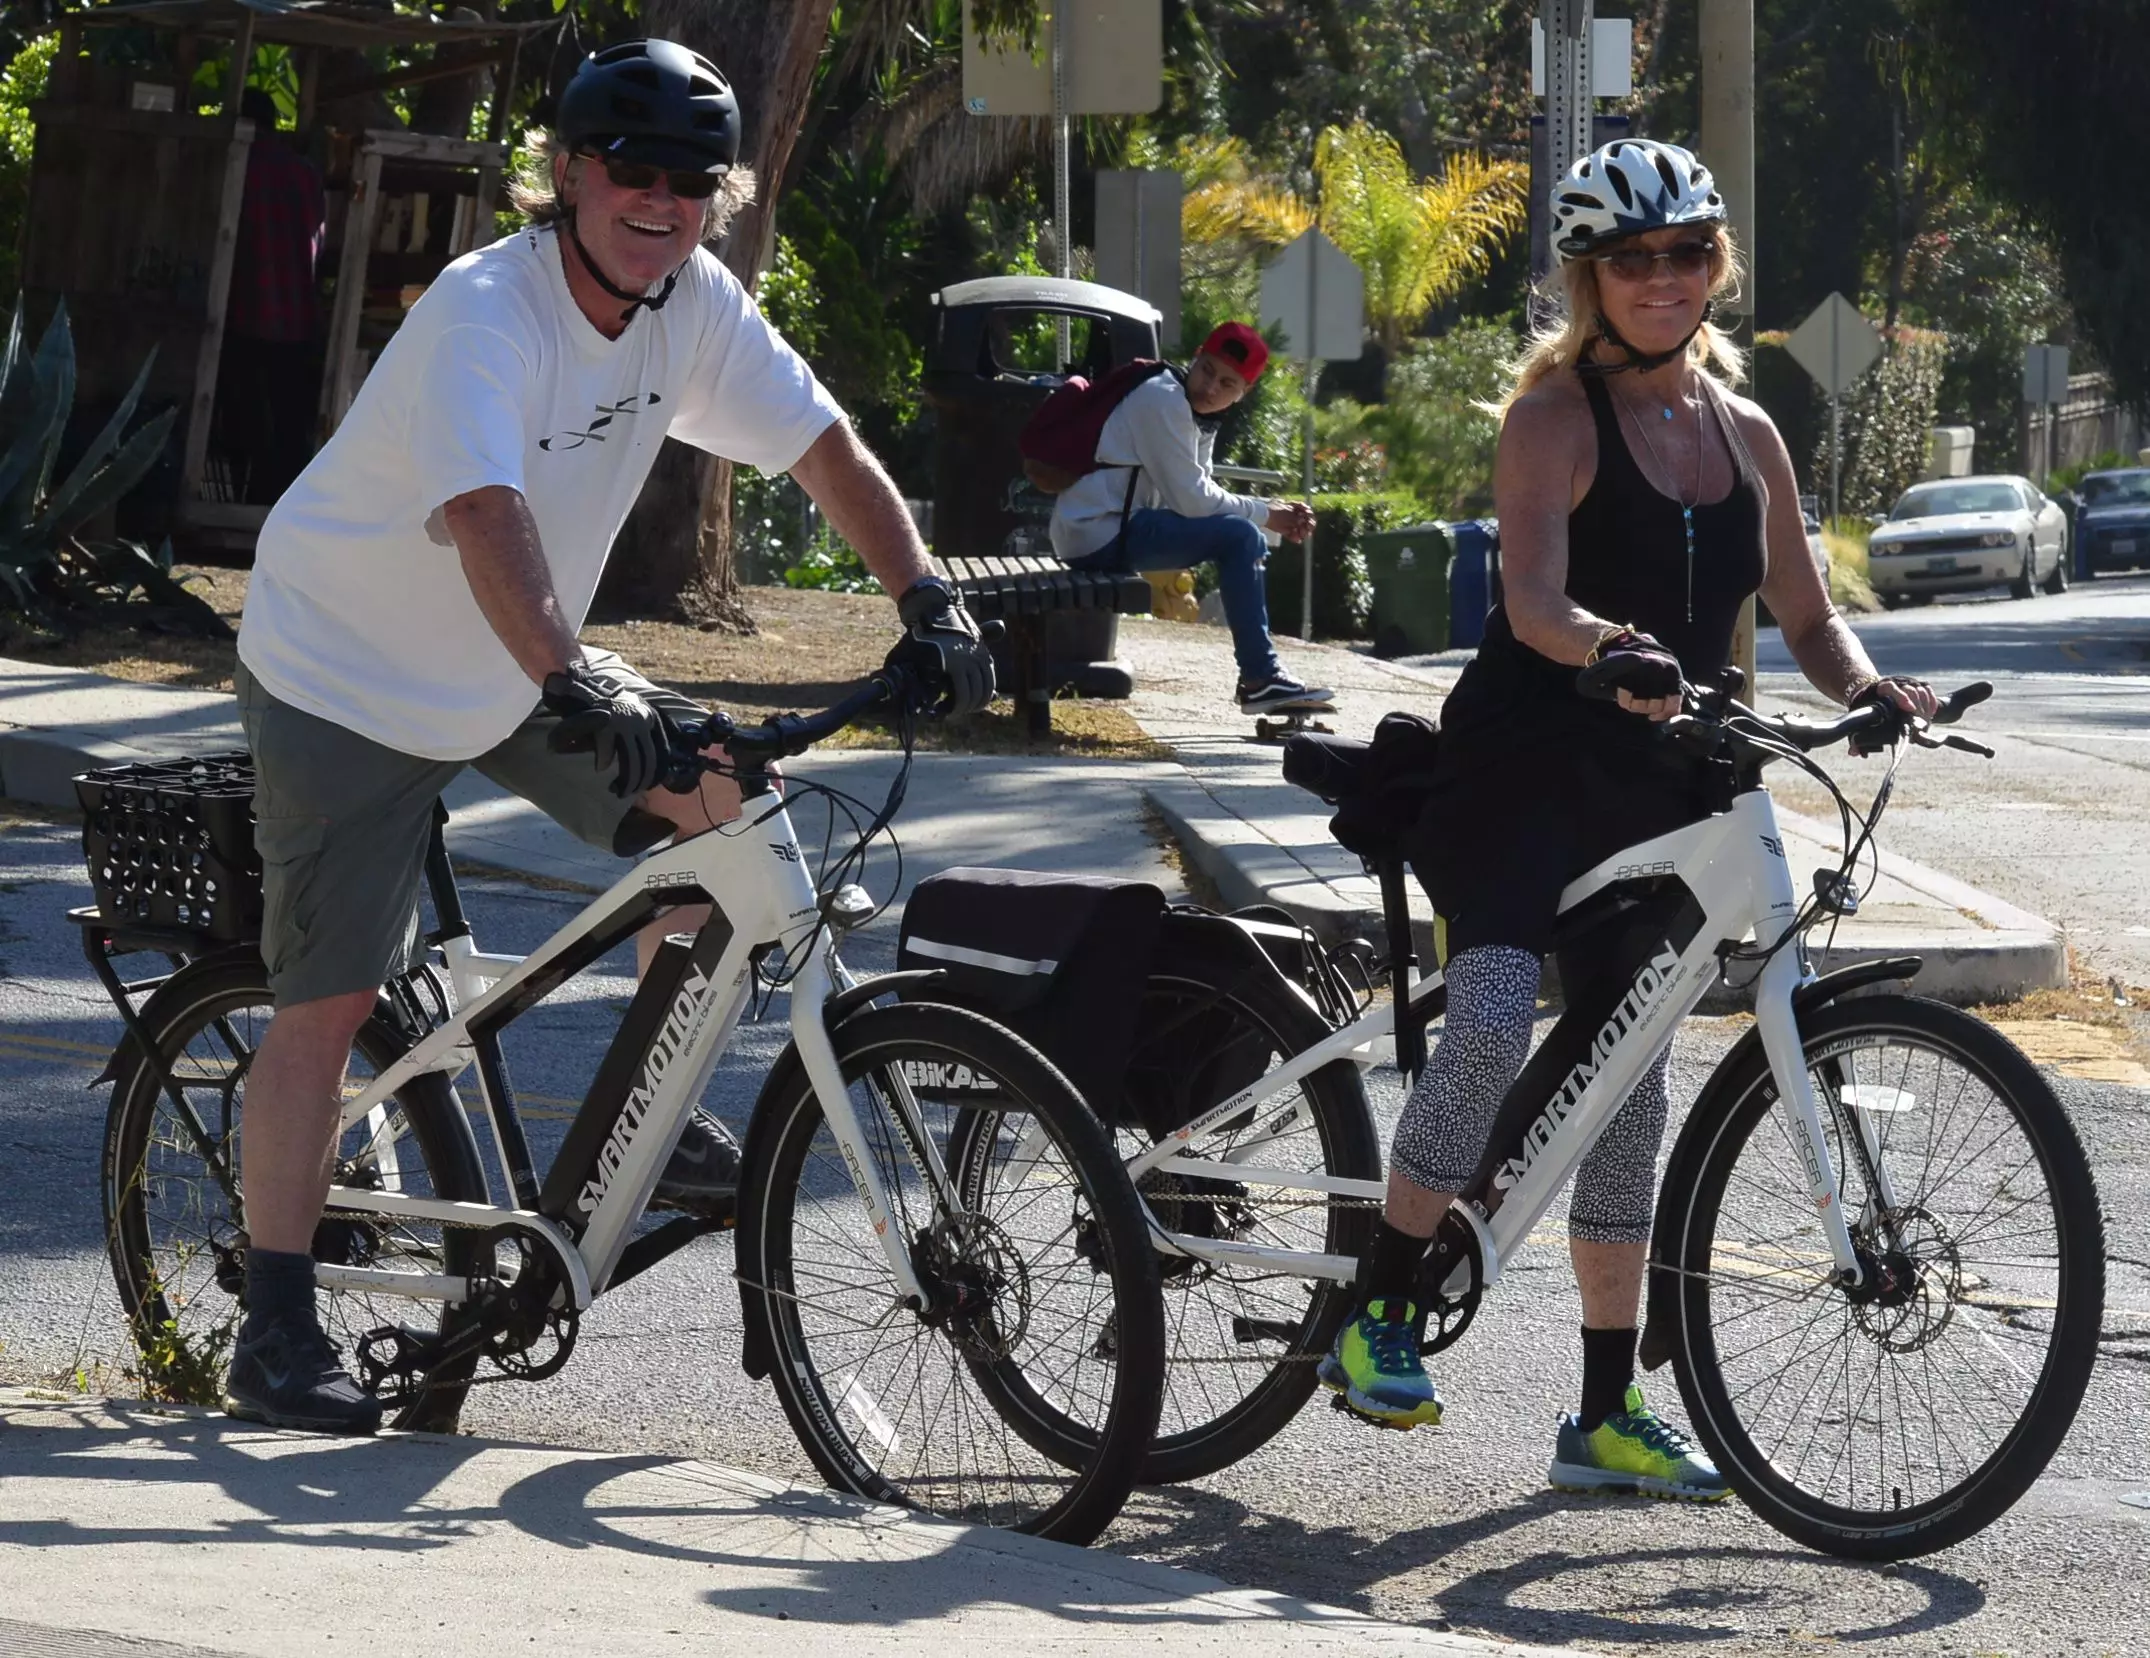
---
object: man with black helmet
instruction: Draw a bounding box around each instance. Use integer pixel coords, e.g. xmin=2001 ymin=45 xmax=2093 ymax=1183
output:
xmin=227 ymin=39 xmax=993 ymax=1435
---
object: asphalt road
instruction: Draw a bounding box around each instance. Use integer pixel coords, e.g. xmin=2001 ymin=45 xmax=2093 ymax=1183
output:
xmin=1754 ymin=571 xmax=2150 ymax=987
xmin=3 ymin=575 xmax=2148 ymax=1657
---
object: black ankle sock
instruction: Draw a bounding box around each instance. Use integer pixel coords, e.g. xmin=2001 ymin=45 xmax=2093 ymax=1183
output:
xmin=1578 ymin=1324 xmax=1639 ymax=1431
xmin=243 ymin=1248 xmax=317 ymax=1335
xmin=1362 ymin=1222 xmax=1430 ymax=1317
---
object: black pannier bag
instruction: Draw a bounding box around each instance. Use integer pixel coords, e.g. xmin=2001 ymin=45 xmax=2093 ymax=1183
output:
xmin=1280 ymin=710 xmax=1441 ymax=867
xmin=897 ymin=867 xmax=1165 ymax=1118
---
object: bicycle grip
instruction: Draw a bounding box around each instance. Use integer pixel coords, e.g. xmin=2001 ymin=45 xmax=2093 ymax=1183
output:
xmin=1936 ymin=682 xmax=1992 ymax=724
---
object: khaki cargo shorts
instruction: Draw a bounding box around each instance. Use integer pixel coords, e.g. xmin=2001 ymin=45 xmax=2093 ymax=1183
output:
xmin=236 ymin=652 xmax=678 ymax=1008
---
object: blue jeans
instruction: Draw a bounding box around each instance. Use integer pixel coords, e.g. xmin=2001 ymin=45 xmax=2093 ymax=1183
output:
xmin=1070 ymin=508 xmax=1279 ymax=681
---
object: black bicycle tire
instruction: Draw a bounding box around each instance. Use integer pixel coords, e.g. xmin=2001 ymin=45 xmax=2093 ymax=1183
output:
xmin=1120 ymin=968 xmax=1381 ymax=1484
xmin=1663 ymin=992 xmax=2105 ymax=1559
xmin=744 ymin=1002 xmax=1165 ymax=1546
xmin=101 ymin=955 xmax=491 ymax=1432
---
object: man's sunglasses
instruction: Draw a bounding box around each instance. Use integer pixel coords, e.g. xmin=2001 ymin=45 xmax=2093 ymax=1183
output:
xmin=580 ymin=153 xmax=725 ymax=200
xmin=1595 ymin=240 xmax=1718 ymax=282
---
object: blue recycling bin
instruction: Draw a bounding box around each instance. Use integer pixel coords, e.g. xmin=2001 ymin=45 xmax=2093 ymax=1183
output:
xmin=1446 ymin=518 xmax=1500 ymax=649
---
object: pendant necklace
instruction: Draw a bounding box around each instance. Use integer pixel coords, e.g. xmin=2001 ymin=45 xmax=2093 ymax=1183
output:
xmin=1622 ymin=380 xmax=1705 ymax=623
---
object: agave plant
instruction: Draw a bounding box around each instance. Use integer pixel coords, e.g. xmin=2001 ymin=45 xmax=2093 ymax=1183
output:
xmin=0 ymin=297 xmax=224 ymax=636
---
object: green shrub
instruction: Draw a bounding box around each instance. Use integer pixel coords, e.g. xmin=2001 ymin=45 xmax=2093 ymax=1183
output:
xmin=1314 ymin=322 xmax=1516 ymax=518
xmin=1265 ymin=490 xmax=1419 ymax=640
xmin=1819 ymin=520 xmax=1880 ymax=613
xmin=1819 ymin=325 xmax=1949 ymax=518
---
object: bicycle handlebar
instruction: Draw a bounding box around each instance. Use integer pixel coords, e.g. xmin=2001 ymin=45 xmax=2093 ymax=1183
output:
xmin=547 ymin=666 xmax=919 ymax=789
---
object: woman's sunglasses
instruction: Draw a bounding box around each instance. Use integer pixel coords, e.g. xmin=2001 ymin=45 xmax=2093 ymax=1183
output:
xmin=580 ymin=153 xmax=725 ymax=200
xmin=1595 ymin=240 xmax=1718 ymax=282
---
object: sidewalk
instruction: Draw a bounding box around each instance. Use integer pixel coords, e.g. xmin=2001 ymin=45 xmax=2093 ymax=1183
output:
xmin=0 ymin=657 xmax=1183 ymax=902
xmin=0 ymin=1392 xmax=1580 ymax=1658
xmin=1115 ymin=618 xmax=2065 ymax=1005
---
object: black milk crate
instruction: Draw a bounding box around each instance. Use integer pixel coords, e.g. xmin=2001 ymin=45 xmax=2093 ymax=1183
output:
xmin=74 ymin=753 xmax=263 ymax=941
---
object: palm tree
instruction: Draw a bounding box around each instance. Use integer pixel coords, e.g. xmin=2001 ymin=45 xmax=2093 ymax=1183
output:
xmin=1182 ymin=122 xmax=1527 ymax=354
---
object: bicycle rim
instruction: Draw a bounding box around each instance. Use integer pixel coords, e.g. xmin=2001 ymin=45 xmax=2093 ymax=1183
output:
xmin=753 ymin=1005 xmax=1161 ymax=1542
xmin=1670 ymin=997 xmax=2104 ymax=1555
xmin=104 ymin=964 xmax=485 ymax=1426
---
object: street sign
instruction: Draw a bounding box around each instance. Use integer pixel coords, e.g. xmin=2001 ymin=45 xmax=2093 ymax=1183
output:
xmin=1530 ymin=16 xmax=1634 ymax=96
xmin=2023 ymin=343 xmax=2071 ymax=405
xmin=1785 ymin=294 xmax=1882 ymax=524
xmin=1258 ymin=228 xmax=1364 ymax=363
xmin=1785 ymin=293 xmax=1883 ymax=397
xmin=1095 ymin=169 xmax=1181 ymax=348
xmin=960 ymin=0 xmax=1163 ymax=115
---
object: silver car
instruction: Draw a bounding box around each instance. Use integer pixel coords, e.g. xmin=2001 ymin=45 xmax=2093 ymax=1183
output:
xmin=1866 ymin=475 xmax=2070 ymax=607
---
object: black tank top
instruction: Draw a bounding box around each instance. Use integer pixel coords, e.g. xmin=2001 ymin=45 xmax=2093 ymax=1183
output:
xmin=1439 ymin=369 xmax=1767 ymax=784
xmin=1563 ymin=371 xmax=1765 ymax=674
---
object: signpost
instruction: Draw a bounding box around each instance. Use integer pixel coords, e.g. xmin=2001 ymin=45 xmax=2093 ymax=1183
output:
xmin=962 ymin=1 xmax=1162 ymax=365
xmin=2023 ymin=343 xmax=2071 ymax=487
xmin=1095 ymin=169 xmax=1181 ymax=346
xmin=1259 ymin=227 xmax=1364 ymax=640
xmin=1785 ymin=292 xmax=1883 ymax=522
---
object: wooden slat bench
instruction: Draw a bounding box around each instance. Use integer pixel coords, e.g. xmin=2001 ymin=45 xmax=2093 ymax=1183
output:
xmin=940 ymin=554 xmax=1152 ymax=736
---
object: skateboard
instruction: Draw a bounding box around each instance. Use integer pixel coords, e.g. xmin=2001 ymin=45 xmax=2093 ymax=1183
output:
xmin=1247 ymin=699 xmax=1336 ymax=743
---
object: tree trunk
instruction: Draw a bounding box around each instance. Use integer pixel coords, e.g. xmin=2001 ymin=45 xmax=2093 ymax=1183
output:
xmin=597 ymin=0 xmax=839 ymax=632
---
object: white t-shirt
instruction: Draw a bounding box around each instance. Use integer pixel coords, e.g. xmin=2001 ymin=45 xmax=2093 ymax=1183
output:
xmin=1047 ymin=371 xmax=1270 ymax=561
xmin=238 ymin=225 xmax=843 ymax=760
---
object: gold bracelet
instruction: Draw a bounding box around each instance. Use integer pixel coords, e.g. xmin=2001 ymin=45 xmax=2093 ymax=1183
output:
xmin=1585 ymin=623 xmax=1631 ymax=666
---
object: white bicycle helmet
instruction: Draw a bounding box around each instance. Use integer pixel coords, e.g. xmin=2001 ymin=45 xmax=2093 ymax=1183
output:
xmin=1552 ymin=139 xmax=1725 ymax=264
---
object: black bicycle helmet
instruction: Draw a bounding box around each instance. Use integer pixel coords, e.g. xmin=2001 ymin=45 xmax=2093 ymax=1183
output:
xmin=555 ymin=39 xmax=740 ymax=175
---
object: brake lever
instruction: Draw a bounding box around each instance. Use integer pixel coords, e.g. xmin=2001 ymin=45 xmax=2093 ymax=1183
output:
xmin=1940 ymin=732 xmax=1995 ymax=759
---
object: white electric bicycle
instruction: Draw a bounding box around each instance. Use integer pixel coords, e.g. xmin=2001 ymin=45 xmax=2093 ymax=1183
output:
xmin=1088 ymin=669 xmax=2104 ymax=1559
xmin=91 ymin=668 xmax=1165 ymax=1545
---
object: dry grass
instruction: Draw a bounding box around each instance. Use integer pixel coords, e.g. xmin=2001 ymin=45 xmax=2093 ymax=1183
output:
xmin=4 ymin=568 xmax=1166 ymax=761
xmin=1972 ymin=969 xmax=2150 ymax=1088
xmin=1821 ymin=522 xmax=1881 ymax=613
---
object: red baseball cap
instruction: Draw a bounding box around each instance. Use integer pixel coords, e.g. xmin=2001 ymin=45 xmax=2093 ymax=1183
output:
xmin=1199 ymin=321 xmax=1269 ymax=384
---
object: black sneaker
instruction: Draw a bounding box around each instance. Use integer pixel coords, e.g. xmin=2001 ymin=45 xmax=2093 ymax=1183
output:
xmin=1238 ymin=673 xmax=1334 ymax=714
xmin=224 ymin=1314 xmax=385 ymax=1436
xmin=652 ymin=1111 xmax=743 ymax=1219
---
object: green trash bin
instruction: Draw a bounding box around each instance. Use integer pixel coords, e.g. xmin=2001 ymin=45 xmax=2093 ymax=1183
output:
xmin=1361 ymin=523 xmax=1453 ymax=659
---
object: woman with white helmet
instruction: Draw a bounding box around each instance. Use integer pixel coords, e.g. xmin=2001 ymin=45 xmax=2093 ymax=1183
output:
xmin=1318 ymin=139 xmax=1937 ymax=1502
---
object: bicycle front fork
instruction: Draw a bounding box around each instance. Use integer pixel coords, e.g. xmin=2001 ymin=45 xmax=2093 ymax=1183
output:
xmin=1752 ymin=950 xmax=1870 ymax=1286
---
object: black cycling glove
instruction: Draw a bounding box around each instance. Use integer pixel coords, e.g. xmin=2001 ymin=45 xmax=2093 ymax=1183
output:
xmin=1847 ymin=675 xmax=1932 ymax=756
xmin=886 ymin=578 xmax=995 ymax=717
xmin=1581 ymin=626 xmax=1684 ymax=704
xmin=541 ymin=659 xmax=694 ymax=799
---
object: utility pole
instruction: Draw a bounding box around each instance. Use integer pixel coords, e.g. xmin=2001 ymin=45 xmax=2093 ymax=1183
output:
xmin=1700 ymin=0 xmax=1756 ymax=687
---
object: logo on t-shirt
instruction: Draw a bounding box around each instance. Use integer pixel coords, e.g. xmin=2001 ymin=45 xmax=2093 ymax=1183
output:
xmin=539 ymin=391 xmax=665 ymax=452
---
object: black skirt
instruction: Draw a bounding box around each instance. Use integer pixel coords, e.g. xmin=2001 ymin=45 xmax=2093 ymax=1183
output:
xmin=1410 ymin=628 xmax=1711 ymax=960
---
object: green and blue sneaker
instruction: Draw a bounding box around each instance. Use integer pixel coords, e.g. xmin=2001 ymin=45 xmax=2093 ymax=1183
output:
xmin=1317 ymin=1299 xmax=1444 ymax=1429
xmin=1548 ymin=1384 xmax=1730 ymax=1502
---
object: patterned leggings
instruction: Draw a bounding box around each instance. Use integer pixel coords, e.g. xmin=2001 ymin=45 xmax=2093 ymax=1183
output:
xmin=1390 ymin=944 xmax=1669 ymax=1243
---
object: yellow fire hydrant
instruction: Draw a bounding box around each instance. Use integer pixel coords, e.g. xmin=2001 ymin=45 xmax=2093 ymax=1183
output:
xmin=1139 ymin=567 xmax=1202 ymax=624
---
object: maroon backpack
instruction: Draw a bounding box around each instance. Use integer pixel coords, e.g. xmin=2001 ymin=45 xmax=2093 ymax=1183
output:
xmin=1017 ymin=359 xmax=1177 ymax=493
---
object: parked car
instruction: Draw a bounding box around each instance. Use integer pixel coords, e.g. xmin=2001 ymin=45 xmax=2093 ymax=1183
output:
xmin=2071 ymin=467 xmax=2150 ymax=578
xmin=1865 ymin=474 xmax=2070 ymax=607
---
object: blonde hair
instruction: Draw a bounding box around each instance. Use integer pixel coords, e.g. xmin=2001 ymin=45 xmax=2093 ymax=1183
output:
xmin=507 ymin=128 xmax=757 ymax=243
xmin=1495 ymin=228 xmax=1747 ymax=417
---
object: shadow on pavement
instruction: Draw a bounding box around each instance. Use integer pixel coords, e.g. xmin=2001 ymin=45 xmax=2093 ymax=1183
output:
xmin=1115 ymin=1482 xmax=1988 ymax=1650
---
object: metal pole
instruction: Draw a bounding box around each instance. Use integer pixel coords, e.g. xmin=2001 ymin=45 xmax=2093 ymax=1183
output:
xmin=1300 ymin=238 xmax=1319 ymax=643
xmin=1829 ymin=393 xmax=1841 ymax=525
xmin=1051 ymin=4 xmax=1072 ymax=370
xmin=1300 ymin=360 xmax=1317 ymax=642
xmin=1541 ymin=1 xmax=1593 ymax=189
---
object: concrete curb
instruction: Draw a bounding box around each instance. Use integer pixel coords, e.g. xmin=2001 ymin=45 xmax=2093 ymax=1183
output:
xmin=1144 ymin=777 xmax=2066 ymax=1007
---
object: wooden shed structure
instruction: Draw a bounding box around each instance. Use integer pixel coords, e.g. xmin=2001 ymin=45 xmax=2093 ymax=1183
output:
xmin=20 ymin=0 xmax=560 ymax=553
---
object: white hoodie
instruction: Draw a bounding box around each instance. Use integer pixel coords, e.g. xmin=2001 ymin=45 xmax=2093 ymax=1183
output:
xmin=1046 ymin=370 xmax=1271 ymax=561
